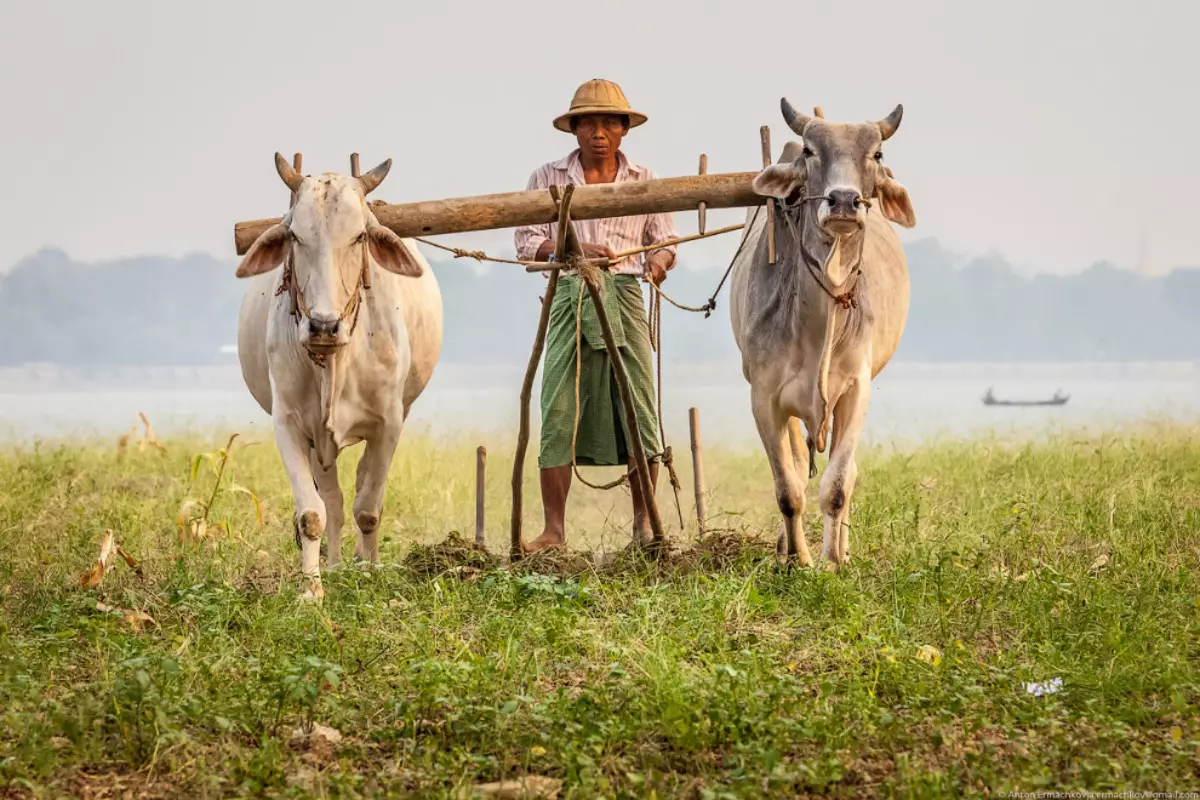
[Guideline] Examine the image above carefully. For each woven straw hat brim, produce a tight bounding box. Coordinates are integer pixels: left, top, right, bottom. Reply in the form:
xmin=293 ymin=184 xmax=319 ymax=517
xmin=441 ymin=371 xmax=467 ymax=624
xmin=553 ymin=107 xmax=649 ymax=133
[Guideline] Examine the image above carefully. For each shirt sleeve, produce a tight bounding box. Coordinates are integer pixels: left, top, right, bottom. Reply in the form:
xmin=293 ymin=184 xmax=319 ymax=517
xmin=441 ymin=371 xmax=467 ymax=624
xmin=514 ymin=167 xmax=551 ymax=261
xmin=641 ymin=169 xmax=679 ymax=263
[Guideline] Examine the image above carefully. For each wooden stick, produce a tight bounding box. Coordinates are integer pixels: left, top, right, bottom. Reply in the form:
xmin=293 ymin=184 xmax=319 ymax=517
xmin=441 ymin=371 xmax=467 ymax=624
xmin=697 ymin=154 xmax=708 ymax=235
xmin=813 ymin=106 xmax=825 ymax=119
xmin=286 ymin=154 xmax=302 ymax=317
xmin=290 ymin=153 xmax=303 ymax=208
xmin=510 ymin=185 xmax=570 ymax=560
xmin=689 ymin=407 xmax=707 ymax=535
xmin=761 ymin=126 xmax=776 ymax=265
xmin=350 ymin=152 xmax=361 ymax=178
xmin=579 ymin=265 xmax=665 ymax=549
xmin=475 ymin=445 xmax=487 ymax=547
xmin=235 ymin=171 xmax=765 ymax=254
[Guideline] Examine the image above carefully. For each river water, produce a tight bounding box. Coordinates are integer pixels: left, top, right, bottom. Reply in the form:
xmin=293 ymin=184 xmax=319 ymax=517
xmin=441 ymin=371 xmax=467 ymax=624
xmin=1 ymin=361 xmax=1197 ymax=447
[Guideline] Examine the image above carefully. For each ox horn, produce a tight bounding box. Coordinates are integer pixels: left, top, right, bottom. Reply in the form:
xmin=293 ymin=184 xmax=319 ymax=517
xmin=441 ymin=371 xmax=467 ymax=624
xmin=274 ymin=152 xmax=305 ymax=193
xmin=780 ymin=97 xmax=812 ymax=137
xmin=877 ymin=104 xmax=904 ymax=140
xmin=358 ymin=159 xmax=392 ymax=196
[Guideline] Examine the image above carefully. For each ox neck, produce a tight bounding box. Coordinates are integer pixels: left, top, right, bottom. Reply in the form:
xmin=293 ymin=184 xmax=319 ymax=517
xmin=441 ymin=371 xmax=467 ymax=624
xmin=783 ymin=202 xmax=865 ymax=285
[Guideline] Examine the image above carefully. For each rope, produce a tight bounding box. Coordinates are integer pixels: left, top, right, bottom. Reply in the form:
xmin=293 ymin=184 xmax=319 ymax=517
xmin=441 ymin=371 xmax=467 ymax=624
xmin=413 ymin=236 xmax=541 ymax=267
xmin=414 ymin=222 xmax=746 ymax=272
xmin=648 ymin=276 xmax=685 ymax=527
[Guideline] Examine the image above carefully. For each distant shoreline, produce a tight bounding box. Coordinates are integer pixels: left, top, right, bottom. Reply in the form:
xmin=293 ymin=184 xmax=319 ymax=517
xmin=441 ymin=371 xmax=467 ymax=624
xmin=1 ymin=360 xmax=1197 ymax=393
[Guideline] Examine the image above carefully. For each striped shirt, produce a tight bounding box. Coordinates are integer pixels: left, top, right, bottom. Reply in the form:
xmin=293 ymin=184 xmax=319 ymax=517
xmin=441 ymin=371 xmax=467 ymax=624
xmin=514 ymin=150 xmax=677 ymax=277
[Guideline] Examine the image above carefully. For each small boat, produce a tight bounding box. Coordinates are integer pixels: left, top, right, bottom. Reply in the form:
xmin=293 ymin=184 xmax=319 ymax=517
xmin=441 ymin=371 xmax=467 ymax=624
xmin=982 ymin=387 xmax=1070 ymax=407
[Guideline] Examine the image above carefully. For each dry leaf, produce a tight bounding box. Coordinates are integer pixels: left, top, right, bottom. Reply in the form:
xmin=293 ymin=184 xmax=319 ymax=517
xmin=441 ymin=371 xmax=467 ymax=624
xmin=291 ymin=723 xmax=342 ymax=745
xmin=1171 ymin=726 xmax=1183 ymax=742
xmin=472 ymin=776 xmax=562 ymax=799
xmin=138 ymin=412 xmax=167 ymax=455
xmin=122 ymin=609 xmax=156 ymax=633
xmin=916 ymin=645 xmax=943 ymax=665
xmin=78 ymin=530 xmax=116 ymax=589
xmin=117 ymin=546 xmax=144 ymax=578
xmin=95 ymin=601 xmax=156 ymax=633
xmin=1088 ymin=553 xmax=1110 ymax=574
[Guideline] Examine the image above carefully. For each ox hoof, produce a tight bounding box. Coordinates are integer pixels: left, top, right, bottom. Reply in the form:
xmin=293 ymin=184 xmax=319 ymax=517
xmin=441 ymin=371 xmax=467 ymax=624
xmin=823 ymin=561 xmax=842 ymax=574
xmin=298 ymin=578 xmax=326 ymax=603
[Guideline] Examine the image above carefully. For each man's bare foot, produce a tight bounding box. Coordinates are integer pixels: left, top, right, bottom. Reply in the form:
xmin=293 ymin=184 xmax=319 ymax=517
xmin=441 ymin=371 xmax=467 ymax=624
xmin=521 ymin=531 xmax=566 ymax=554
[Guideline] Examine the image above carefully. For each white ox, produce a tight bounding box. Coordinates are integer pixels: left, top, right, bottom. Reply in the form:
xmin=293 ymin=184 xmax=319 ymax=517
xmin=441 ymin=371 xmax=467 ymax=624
xmin=730 ymin=100 xmax=916 ymax=570
xmin=236 ymin=155 xmax=443 ymax=598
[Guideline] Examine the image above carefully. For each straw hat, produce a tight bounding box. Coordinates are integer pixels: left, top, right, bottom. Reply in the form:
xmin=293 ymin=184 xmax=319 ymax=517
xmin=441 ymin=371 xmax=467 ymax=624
xmin=553 ymin=79 xmax=648 ymax=133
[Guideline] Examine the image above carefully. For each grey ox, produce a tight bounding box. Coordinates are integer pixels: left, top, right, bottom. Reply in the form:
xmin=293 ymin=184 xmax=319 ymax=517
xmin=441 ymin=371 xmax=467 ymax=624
xmin=730 ymin=100 xmax=916 ymax=569
xmin=235 ymin=155 xmax=443 ymax=599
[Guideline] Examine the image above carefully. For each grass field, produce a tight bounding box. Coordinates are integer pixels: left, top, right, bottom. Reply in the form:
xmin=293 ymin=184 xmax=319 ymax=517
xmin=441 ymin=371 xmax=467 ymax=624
xmin=1 ymin=426 xmax=1199 ymax=798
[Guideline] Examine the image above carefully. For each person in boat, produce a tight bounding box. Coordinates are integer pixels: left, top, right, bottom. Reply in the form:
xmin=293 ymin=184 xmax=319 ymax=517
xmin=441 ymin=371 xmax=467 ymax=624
xmin=513 ymin=79 xmax=678 ymax=552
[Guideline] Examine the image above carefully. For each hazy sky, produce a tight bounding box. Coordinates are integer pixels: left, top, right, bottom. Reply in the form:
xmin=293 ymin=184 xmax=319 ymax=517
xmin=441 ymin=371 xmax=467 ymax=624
xmin=1 ymin=0 xmax=1195 ymax=275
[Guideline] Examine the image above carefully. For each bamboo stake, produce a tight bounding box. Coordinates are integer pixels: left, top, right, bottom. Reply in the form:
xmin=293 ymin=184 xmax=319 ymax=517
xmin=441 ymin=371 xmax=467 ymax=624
xmin=697 ymin=154 xmax=708 ymax=235
xmin=350 ymin=152 xmax=361 ymax=178
xmin=689 ymin=407 xmax=707 ymax=535
xmin=510 ymin=184 xmax=570 ymax=560
xmin=475 ymin=446 xmax=487 ymax=547
xmin=813 ymin=106 xmax=825 ymax=119
xmin=760 ymin=127 xmax=775 ymax=264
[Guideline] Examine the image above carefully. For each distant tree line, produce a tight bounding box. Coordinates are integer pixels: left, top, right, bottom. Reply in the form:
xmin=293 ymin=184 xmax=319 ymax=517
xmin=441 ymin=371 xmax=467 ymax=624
xmin=2 ymin=243 xmax=1198 ymax=367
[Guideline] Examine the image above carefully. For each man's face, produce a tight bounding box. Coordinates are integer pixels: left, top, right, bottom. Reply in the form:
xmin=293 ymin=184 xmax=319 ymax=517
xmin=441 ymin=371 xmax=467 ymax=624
xmin=573 ymin=114 xmax=628 ymax=159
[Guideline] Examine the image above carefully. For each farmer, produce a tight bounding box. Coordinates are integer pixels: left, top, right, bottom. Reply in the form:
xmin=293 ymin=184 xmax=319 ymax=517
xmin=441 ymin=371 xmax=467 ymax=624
xmin=514 ymin=78 xmax=678 ymax=552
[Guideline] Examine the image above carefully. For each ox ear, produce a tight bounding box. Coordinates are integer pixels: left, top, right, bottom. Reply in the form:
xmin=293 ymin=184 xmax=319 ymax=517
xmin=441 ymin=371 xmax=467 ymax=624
xmin=236 ymin=224 xmax=291 ymax=278
xmin=752 ymin=161 xmax=807 ymax=199
xmin=875 ymin=175 xmax=916 ymax=228
xmin=367 ymin=224 xmax=423 ymax=277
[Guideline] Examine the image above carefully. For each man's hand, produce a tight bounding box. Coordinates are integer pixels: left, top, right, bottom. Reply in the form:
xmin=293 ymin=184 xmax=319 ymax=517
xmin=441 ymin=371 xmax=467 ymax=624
xmin=534 ymin=239 xmax=614 ymax=262
xmin=581 ymin=242 xmax=615 ymax=261
xmin=645 ymin=250 xmax=673 ymax=285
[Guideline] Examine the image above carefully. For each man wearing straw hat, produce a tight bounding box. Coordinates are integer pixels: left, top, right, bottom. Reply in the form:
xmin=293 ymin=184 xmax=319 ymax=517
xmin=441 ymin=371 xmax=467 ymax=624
xmin=515 ymin=78 xmax=678 ymax=552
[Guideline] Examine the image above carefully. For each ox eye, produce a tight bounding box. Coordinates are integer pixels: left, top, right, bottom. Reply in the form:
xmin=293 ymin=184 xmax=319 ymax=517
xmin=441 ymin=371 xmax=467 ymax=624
xmin=289 ymin=230 xmax=302 ymax=246
xmin=874 ymin=151 xmax=884 ymax=161
xmin=802 ymin=145 xmax=814 ymax=158
xmin=354 ymin=232 xmax=367 ymax=245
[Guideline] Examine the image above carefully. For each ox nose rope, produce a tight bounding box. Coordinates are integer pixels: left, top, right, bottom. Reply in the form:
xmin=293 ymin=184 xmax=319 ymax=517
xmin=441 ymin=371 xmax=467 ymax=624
xmin=277 ymin=245 xmax=372 ymax=368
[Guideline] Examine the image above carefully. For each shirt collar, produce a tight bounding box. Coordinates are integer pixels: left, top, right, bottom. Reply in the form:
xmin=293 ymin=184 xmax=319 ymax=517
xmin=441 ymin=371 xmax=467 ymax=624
xmin=551 ymin=149 xmax=646 ymax=183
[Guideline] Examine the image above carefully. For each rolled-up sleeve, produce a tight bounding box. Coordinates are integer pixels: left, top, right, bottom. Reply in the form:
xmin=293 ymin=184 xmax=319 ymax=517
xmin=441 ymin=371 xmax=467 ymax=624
xmin=514 ymin=168 xmax=551 ymax=261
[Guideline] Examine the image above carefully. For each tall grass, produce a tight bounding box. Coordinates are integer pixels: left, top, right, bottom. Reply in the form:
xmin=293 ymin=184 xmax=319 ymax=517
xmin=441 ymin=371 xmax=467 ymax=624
xmin=0 ymin=427 xmax=1198 ymax=797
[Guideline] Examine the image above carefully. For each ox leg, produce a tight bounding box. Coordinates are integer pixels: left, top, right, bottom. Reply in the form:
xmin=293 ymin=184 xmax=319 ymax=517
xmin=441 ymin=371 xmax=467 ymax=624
xmin=353 ymin=427 xmax=401 ymax=564
xmin=751 ymin=390 xmax=813 ymax=567
xmin=311 ymin=449 xmax=344 ymax=569
xmin=820 ymin=368 xmax=870 ymax=571
xmin=275 ymin=420 xmax=326 ymax=599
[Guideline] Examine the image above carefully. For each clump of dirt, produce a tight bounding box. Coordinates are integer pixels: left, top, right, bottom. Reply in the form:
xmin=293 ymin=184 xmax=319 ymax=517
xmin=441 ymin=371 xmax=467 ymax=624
xmin=404 ymin=532 xmax=499 ymax=578
xmin=674 ymin=530 xmax=774 ymax=573
xmin=509 ymin=547 xmax=596 ymax=579
xmin=596 ymin=539 xmax=683 ymax=578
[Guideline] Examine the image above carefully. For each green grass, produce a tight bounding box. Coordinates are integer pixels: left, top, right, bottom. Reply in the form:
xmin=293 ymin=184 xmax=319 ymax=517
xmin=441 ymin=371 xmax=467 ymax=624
xmin=1 ymin=427 xmax=1199 ymax=798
